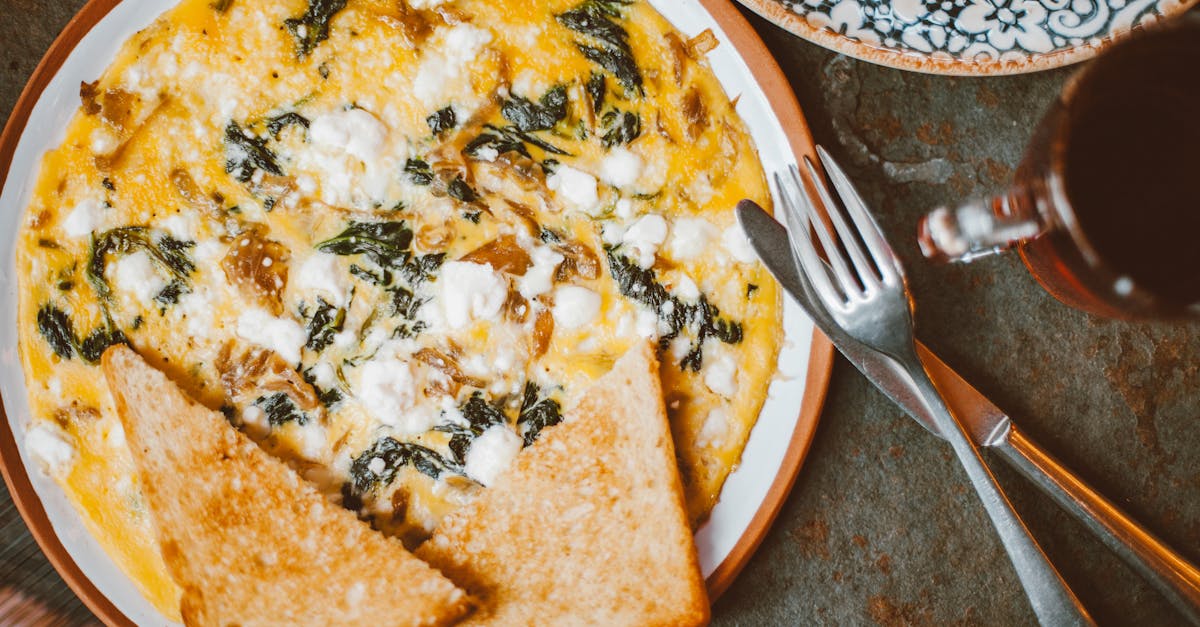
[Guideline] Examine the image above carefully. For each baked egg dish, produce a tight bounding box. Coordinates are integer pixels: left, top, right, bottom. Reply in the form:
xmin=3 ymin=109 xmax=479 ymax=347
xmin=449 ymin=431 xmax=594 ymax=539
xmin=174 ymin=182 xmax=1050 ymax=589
xmin=15 ymin=0 xmax=782 ymax=617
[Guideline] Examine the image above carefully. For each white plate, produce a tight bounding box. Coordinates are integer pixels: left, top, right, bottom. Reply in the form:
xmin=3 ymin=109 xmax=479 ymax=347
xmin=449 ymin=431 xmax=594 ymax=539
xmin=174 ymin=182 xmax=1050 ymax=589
xmin=0 ymin=1 xmax=833 ymax=623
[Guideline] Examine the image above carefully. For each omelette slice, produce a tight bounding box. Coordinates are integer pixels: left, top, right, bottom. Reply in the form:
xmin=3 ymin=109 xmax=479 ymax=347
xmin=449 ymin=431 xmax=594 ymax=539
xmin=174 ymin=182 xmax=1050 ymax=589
xmin=417 ymin=342 xmax=708 ymax=626
xmin=100 ymin=344 xmax=470 ymax=627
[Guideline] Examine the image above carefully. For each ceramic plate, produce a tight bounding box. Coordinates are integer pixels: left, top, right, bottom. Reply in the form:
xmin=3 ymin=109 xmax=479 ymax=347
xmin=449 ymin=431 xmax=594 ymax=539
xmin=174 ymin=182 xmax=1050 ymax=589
xmin=738 ymin=0 xmax=1199 ymax=74
xmin=0 ymin=0 xmax=833 ymax=623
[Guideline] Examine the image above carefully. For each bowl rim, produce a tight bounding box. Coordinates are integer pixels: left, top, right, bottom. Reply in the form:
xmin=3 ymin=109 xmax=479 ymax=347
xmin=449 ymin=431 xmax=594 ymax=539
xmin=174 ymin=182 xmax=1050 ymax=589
xmin=736 ymin=0 xmax=1200 ymax=76
xmin=0 ymin=0 xmax=834 ymax=623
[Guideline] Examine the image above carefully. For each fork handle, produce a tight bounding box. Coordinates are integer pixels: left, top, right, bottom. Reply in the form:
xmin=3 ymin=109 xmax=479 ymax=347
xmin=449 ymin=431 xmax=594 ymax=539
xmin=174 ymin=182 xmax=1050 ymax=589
xmin=995 ymin=427 xmax=1200 ymax=624
xmin=904 ymin=361 xmax=1096 ymax=627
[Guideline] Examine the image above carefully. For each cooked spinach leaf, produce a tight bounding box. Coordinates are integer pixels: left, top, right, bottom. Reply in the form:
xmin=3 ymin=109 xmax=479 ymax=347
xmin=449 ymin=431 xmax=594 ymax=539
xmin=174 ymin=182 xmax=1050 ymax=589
xmin=465 ymin=124 xmax=570 ymax=160
xmin=502 ymin=85 xmax=568 ymax=133
xmin=426 ymin=107 xmax=457 ymax=136
xmin=304 ymin=298 xmax=345 ymax=352
xmin=224 ymin=122 xmax=283 ymax=183
xmin=37 ymin=305 xmax=76 ymax=360
xmin=387 ymin=286 xmax=427 ymax=338
xmin=254 ymin=392 xmax=309 ymax=426
xmin=557 ymin=0 xmax=642 ymax=97
xmin=349 ymin=263 xmax=391 ymax=286
xmin=302 ymin=367 xmax=344 ymax=408
xmin=317 ymin=221 xmax=414 ymax=267
xmin=87 ymin=227 xmax=196 ymax=302
xmin=37 ymin=303 xmax=126 ymax=364
xmin=606 ymin=249 xmax=743 ymax=371
xmin=211 ymin=0 xmax=234 ymax=12
xmin=78 ymin=327 xmax=127 ymax=363
xmin=460 ymin=392 xmax=509 ymax=432
xmin=404 ymin=158 xmax=434 ymax=186
xmin=517 ymin=382 xmax=562 ymax=446
xmin=347 ymin=437 xmax=463 ymax=499
xmin=447 ymin=175 xmax=479 ymax=203
xmin=154 ymin=281 xmax=189 ymax=307
xmin=284 ymin=0 xmax=347 ymax=59
xmin=266 ymin=112 xmax=311 ymax=139
xmin=601 ymin=109 xmax=640 ymax=147
xmin=586 ymin=72 xmax=607 ymax=111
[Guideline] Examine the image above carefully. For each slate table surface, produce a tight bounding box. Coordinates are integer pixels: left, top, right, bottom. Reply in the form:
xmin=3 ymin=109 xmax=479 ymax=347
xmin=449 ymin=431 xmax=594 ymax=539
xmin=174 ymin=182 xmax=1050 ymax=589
xmin=1 ymin=2 xmax=1197 ymax=625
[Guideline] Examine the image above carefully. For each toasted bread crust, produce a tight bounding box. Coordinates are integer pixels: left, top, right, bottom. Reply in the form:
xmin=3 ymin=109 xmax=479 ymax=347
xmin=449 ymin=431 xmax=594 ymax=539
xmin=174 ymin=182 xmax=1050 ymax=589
xmin=418 ymin=342 xmax=710 ymax=626
xmin=101 ymin=345 xmax=471 ymax=627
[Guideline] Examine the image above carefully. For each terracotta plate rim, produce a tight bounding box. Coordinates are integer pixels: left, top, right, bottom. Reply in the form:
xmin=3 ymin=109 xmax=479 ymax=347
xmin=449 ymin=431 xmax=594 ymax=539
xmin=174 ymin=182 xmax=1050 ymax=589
xmin=0 ymin=0 xmax=834 ymax=623
xmin=736 ymin=0 xmax=1200 ymax=76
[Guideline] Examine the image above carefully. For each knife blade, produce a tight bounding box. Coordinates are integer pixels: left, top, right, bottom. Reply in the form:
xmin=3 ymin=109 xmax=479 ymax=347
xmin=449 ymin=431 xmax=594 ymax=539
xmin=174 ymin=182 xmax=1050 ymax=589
xmin=737 ymin=199 xmax=1200 ymax=624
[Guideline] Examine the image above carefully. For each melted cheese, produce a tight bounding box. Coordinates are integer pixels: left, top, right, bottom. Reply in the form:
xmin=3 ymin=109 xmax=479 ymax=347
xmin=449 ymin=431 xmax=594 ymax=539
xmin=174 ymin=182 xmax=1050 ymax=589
xmin=16 ymin=0 xmax=782 ymax=618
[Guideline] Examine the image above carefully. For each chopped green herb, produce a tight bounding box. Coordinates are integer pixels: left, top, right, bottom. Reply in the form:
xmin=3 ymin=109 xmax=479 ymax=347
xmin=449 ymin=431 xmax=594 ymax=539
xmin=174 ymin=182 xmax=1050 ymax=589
xmin=517 ymin=382 xmax=562 ymax=446
xmin=501 ymin=85 xmax=568 ymax=133
xmin=462 ymin=211 xmax=482 ymax=224
xmin=447 ymin=175 xmax=479 ymax=203
xmin=404 ymin=158 xmax=434 ymax=186
xmin=224 ymin=122 xmax=283 ymax=183
xmin=284 ymin=0 xmax=348 ymax=59
xmin=606 ymin=250 xmax=742 ymax=371
xmin=36 ymin=305 xmax=76 ymax=360
xmin=317 ymin=221 xmax=414 ymax=268
xmin=601 ymin=109 xmax=640 ymax=147
xmin=266 ymin=112 xmax=311 ymax=139
xmin=557 ymin=0 xmax=643 ymax=96
xmin=254 ymin=392 xmax=309 ymax=426
xmin=304 ymin=298 xmax=345 ymax=352
xmin=154 ymin=280 xmax=189 ymax=307
xmin=426 ymin=107 xmax=457 ymax=136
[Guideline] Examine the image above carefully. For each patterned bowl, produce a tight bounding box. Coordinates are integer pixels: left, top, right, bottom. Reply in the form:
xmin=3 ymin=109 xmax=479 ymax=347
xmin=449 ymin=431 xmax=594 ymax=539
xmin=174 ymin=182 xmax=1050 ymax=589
xmin=737 ymin=0 xmax=1199 ymax=74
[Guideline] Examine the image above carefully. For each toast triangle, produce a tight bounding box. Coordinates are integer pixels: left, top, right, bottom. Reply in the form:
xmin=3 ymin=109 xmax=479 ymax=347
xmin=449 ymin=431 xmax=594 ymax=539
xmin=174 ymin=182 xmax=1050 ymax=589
xmin=101 ymin=345 xmax=471 ymax=627
xmin=416 ymin=341 xmax=710 ymax=626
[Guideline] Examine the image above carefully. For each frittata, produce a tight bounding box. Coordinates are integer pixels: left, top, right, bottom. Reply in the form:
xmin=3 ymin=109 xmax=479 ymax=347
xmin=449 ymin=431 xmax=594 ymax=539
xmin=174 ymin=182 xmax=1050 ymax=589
xmin=16 ymin=0 xmax=781 ymax=617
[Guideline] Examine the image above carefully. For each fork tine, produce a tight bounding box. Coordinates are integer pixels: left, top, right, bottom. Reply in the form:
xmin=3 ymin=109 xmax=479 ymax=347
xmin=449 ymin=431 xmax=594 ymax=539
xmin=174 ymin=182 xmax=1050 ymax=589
xmin=816 ymin=146 xmax=901 ymax=283
xmin=784 ymin=164 xmax=862 ymax=298
xmin=801 ymin=156 xmax=879 ymax=288
xmin=774 ymin=171 xmax=844 ymax=311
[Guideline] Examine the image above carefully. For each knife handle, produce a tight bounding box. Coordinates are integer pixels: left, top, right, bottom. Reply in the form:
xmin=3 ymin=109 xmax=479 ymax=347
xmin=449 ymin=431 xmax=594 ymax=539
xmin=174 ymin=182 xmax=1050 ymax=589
xmin=996 ymin=427 xmax=1200 ymax=625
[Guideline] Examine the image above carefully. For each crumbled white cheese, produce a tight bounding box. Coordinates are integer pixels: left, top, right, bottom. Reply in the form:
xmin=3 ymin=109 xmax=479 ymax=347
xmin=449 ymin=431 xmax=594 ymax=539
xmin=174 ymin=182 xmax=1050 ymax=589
xmin=89 ymin=127 xmax=119 ymax=155
xmin=236 ymin=308 xmax=307 ymax=364
xmin=675 ymin=274 xmax=701 ymax=302
xmin=413 ymin=24 xmax=494 ymax=106
xmin=696 ymin=408 xmax=730 ymax=449
xmin=601 ymin=221 xmax=626 ymax=246
xmin=308 ymin=361 xmax=338 ymax=390
xmin=599 ymin=147 xmax=643 ymax=189
xmin=175 ymin=289 xmax=216 ymax=339
xmin=109 ymin=251 xmax=168 ymax=305
xmin=464 ymin=425 xmax=523 ymax=486
xmin=241 ymin=405 xmax=268 ymax=436
xmin=357 ymin=356 xmax=432 ymax=434
xmin=368 ymin=457 xmax=386 ymax=476
xmin=635 ymin=309 xmax=659 ymax=339
xmin=669 ymin=217 xmax=718 ymax=260
xmin=615 ymin=197 xmax=634 ymax=219
xmin=621 ymin=214 xmax=668 ymax=269
xmin=293 ymin=108 xmax=399 ymax=209
xmin=310 ymin=108 xmax=387 ymax=163
xmin=704 ymin=352 xmax=738 ymax=398
xmin=518 ymin=246 xmax=564 ymax=299
xmin=294 ymin=253 xmax=350 ymax=306
xmin=546 ymin=164 xmax=599 ymax=214
xmin=103 ymin=420 xmax=126 ymax=450
xmin=439 ymin=261 xmax=508 ymax=329
xmin=722 ymin=224 xmax=758 ymax=263
xmin=61 ymin=199 xmax=104 ymax=238
xmin=408 ymin=0 xmax=447 ymax=8
xmin=158 ymin=213 xmax=193 ymax=240
xmin=474 ymin=146 xmax=499 ymax=162
xmin=25 ymin=423 xmax=76 ymax=479
xmin=552 ymin=286 xmax=601 ymax=329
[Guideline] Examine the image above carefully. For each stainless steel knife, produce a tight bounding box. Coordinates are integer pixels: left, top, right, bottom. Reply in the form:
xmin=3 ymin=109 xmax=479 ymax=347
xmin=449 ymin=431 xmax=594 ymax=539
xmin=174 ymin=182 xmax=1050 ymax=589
xmin=737 ymin=200 xmax=1200 ymax=624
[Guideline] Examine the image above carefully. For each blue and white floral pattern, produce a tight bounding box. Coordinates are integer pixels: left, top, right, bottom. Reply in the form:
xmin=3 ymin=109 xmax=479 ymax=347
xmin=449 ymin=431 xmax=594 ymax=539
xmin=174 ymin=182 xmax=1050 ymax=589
xmin=781 ymin=0 xmax=1185 ymax=62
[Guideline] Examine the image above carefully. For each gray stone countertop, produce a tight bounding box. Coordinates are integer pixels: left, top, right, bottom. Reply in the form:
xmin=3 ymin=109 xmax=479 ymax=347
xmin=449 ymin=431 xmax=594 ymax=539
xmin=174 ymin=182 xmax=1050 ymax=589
xmin=1 ymin=2 xmax=1196 ymax=625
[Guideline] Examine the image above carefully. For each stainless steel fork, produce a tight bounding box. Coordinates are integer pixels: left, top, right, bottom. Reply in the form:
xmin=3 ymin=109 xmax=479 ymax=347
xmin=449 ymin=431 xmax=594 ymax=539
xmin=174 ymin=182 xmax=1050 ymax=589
xmin=778 ymin=146 xmax=1095 ymax=626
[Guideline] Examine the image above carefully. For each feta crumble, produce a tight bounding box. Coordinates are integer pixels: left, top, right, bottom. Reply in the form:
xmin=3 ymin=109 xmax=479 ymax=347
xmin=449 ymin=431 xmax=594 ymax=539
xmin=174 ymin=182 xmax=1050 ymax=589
xmin=621 ymin=214 xmax=668 ymax=269
xmin=552 ymin=286 xmax=601 ymax=329
xmin=722 ymin=224 xmax=758 ymax=263
xmin=61 ymin=199 xmax=105 ymax=238
xmin=236 ymin=308 xmax=307 ymax=364
xmin=25 ymin=423 xmax=76 ymax=479
xmin=357 ymin=356 xmax=433 ymax=434
xmin=546 ymin=164 xmax=599 ymax=214
xmin=599 ymin=147 xmax=643 ymax=189
xmin=294 ymin=253 xmax=350 ymax=306
xmin=110 ymin=251 xmax=168 ymax=305
xmin=439 ymin=262 xmax=508 ymax=329
xmin=464 ymin=425 xmax=523 ymax=486
xmin=668 ymin=217 xmax=718 ymax=260
xmin=704 ymin=352 xmax=738 ymax=398
xmin=518 ymin=246 xmax=564 ymax=299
